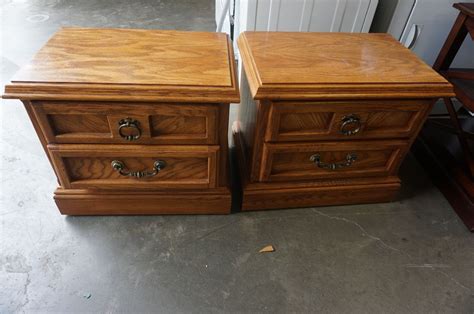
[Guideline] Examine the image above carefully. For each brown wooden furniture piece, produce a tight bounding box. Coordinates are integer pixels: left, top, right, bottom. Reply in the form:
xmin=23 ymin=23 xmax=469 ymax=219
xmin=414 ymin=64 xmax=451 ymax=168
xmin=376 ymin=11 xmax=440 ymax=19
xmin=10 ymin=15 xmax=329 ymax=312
xmin=413 ymin=3 xmax=474 ymax=231
xmin=234 ymin=32 xmax=453 ymax=211
xmin=3 ymin=28 xmax=239 ymax=215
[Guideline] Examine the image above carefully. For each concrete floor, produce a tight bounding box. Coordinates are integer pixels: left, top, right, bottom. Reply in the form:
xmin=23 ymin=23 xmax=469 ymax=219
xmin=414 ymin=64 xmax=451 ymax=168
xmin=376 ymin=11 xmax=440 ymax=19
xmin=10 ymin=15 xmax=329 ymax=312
xmin=1 ymin=0 xmax=473 ymax=313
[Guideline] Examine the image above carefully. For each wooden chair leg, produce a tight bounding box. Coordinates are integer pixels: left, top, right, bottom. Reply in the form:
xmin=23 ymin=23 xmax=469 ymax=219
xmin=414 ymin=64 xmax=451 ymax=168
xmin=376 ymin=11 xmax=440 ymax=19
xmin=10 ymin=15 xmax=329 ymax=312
xmin=433 ymin=12 xmax=468 ymax=72
xmin=444 ymin=97 xmax=474 ymax=177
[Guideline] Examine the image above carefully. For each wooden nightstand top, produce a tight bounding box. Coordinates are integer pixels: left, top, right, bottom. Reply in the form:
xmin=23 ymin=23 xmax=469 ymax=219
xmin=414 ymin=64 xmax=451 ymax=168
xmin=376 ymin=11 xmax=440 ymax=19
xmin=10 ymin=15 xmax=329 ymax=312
xmin=238 ymin=32 xmax=453 ymax=100
xmin=4 ymin=28 xmax=239 ymax=103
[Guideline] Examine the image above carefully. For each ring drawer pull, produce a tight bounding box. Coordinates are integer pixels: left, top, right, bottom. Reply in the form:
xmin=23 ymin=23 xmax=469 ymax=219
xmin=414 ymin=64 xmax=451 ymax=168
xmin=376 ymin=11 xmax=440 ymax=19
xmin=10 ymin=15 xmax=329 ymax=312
xmin=340 ymin=114 xmax=361 ymax=136
xmin=310 ymin=153 xmax=357 ymax=170
xmin=111 ymin=160 xmax=166 ymax=178
xmin=118 ymin=118 xmax=141 ymax=141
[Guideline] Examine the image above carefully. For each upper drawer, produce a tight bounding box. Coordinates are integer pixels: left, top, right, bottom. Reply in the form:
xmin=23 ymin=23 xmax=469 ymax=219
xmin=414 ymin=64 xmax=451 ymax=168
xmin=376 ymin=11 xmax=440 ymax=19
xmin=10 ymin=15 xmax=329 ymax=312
xmin=48 ymin=144 xmax=219 ymax=190
xmin=265 ymin=100 xmax=431 ymax=142
xmin=259 ymin=140 xmax=409 ymax=182
xmin=32 ymin=101 xmax=219 ymax=144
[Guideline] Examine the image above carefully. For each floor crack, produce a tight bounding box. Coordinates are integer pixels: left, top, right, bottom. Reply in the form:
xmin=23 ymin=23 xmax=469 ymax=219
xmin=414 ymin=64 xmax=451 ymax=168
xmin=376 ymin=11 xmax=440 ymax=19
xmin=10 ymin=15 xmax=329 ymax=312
xmin=312 ymin=209 xmax=411 ymax=258
xmin=194 ymin=221 xmax=237 ymax=241
xmin=435 ymin=269 xmax=472 ymax=293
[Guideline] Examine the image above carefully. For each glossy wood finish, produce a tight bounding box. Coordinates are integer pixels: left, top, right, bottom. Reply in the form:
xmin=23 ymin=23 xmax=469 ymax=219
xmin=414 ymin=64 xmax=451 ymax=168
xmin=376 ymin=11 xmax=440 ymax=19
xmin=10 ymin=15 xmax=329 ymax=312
xmin=260 ymin=140 xmax=408 ymax=182
xmin=49 ymin=144 xmax=219 ymax=190
xmin=54 ymin=188 xmax=231 ymax=215
xmin=4 ymin=28 xmax=239 ymax=215
xmin=266 ymin=100 xmax=431 ymax=142
xmin=233 ymin=129 xmax=401 ymax=210
xmin=33 ymin=101 xmax=219 ymax=144
xmin=238 ymin=32 xmax=453 ymax=100
xmin=4 ymin=28 xmax=239 ymax=103
xmin=241 ymin=180 xmax=400 ymax=211
xmin=235 ymin=32 xmax=451 ymax=211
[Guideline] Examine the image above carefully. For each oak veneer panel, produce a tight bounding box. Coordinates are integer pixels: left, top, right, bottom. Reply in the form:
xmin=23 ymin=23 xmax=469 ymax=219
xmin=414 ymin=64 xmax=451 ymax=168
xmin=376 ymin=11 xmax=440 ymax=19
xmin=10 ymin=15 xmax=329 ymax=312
xmin=33 ymin=101 xmax=218 ymax=144
xmin=266 ymin=100 xmax=431 ymax=142
xmin=278 ymin=112 xmax=333 ymax=134
xmin=150 ymin=115 xmax=206 ymax=137
xmin=260 ymin=140 xmax=408 ymax=182
xmin=238 ymin=32 xmax=453 ymax=99
xmin=49 ymin=114 xmax=110 ymax=135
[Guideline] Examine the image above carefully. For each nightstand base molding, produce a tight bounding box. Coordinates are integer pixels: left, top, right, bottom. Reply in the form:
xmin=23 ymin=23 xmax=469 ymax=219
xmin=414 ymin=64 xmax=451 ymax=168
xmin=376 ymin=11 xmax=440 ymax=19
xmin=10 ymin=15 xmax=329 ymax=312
xmin=241 ymin=181 xmax=400 ymax=211
xmin=54 ymin=188 xmax=231 ymax=215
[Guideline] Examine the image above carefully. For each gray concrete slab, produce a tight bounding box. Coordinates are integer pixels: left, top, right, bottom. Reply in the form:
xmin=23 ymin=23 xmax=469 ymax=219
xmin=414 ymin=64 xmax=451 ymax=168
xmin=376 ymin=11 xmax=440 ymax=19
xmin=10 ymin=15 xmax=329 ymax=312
xmin=1 ymin=0 xmax=473 ymax=313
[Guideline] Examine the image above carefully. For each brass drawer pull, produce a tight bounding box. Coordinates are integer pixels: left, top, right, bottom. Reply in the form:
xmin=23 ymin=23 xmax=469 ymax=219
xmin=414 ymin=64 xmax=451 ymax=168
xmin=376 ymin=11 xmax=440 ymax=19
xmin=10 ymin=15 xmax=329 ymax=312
xmin=340 ymin=114 xmax=361 ymax=136
xmin=118 ymin=118 xmax=141 ymax=141
xmin=310 ymin=153 xmax=357 ymax=170
xmin=111 ymin=160 xmax=166 ymax=178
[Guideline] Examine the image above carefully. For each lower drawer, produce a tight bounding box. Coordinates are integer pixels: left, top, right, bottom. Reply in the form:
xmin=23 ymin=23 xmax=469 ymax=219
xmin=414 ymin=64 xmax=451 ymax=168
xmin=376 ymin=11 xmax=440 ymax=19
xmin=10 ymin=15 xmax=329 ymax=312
xmin=48 ymin=144 xmax=219 ymax=189
xmin=259 ymin=140 xmax=409 ymax=182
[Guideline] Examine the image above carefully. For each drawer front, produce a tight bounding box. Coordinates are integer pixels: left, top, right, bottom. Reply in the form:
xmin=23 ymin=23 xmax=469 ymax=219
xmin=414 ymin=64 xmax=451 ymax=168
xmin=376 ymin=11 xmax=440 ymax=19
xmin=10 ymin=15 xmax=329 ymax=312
xmin=266 ymin=100 xmax=430 ymax=142
xmin=259 ymin=140 xmax=409 ymax=182
xmin=33 ymin=101 xmax=218 ymax=144
xmin=48 ymin=144 xmax=218 ymax=189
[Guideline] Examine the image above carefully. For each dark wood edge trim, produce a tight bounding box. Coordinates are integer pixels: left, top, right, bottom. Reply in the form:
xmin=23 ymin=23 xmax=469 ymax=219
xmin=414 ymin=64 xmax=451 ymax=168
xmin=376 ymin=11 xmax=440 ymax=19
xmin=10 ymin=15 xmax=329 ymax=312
xmin=453 ymin=3 xmax=474 ymax=17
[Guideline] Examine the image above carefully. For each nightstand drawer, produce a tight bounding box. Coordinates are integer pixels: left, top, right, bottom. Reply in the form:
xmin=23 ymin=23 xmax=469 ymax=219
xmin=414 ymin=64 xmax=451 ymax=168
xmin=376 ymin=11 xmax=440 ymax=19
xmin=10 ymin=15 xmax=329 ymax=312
xmin=266 ymin=100 xmax=430 ymax=142
xmin=48 ymin=144 xmax=219 ymax=189
xmin=259 ymin=140 xmax=409 ymax=182
xmin=33 ymin=101 xmax=218 ymax=144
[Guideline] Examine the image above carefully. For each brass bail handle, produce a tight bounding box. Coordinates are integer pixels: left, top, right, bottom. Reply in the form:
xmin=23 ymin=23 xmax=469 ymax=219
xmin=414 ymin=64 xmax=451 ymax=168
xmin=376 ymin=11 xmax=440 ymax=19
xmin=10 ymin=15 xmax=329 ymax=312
xmin=111 ymin=160 xmax=166 ymax=178
xmin=310 ymin=153 xmax=357 ymax=170
xmin=118 ymin=118 xmax=141 ymax=141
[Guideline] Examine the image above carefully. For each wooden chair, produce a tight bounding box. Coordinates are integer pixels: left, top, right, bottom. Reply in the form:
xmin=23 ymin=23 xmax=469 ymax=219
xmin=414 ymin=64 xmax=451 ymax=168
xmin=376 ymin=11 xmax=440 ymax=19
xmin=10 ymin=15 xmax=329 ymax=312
xmin=433 ymin=3 xmax=474 ymax=178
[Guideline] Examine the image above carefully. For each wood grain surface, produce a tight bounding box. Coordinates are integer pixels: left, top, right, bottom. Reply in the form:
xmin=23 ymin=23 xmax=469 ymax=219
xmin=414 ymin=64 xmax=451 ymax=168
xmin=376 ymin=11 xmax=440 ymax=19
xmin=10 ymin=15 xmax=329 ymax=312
xmin=4 ymin=28 xmax=239 ymax=103
xmin=241 ymin=179 xmax=400 ymax=211
xmin=260 ymin=140 xmax=408 ymax=182
xmin=54 ymin=187 xmax=232 ymax=215
xmin=48 ymin=144 xmax=219 ymax=190
xmin=8 ymin=29 xmax=236 ymax=215
xmin=266 ymin=99 xmax=431 ymax=141
xmin=33 ymin=101 xmax=219 ymax=144
xmin=238 ymin=32 xmax=453 ymax=99
xmin=234 ymin=32 xmax=443 ymax=211
xmin=233 ymin=126 xmax=401 ymax=211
